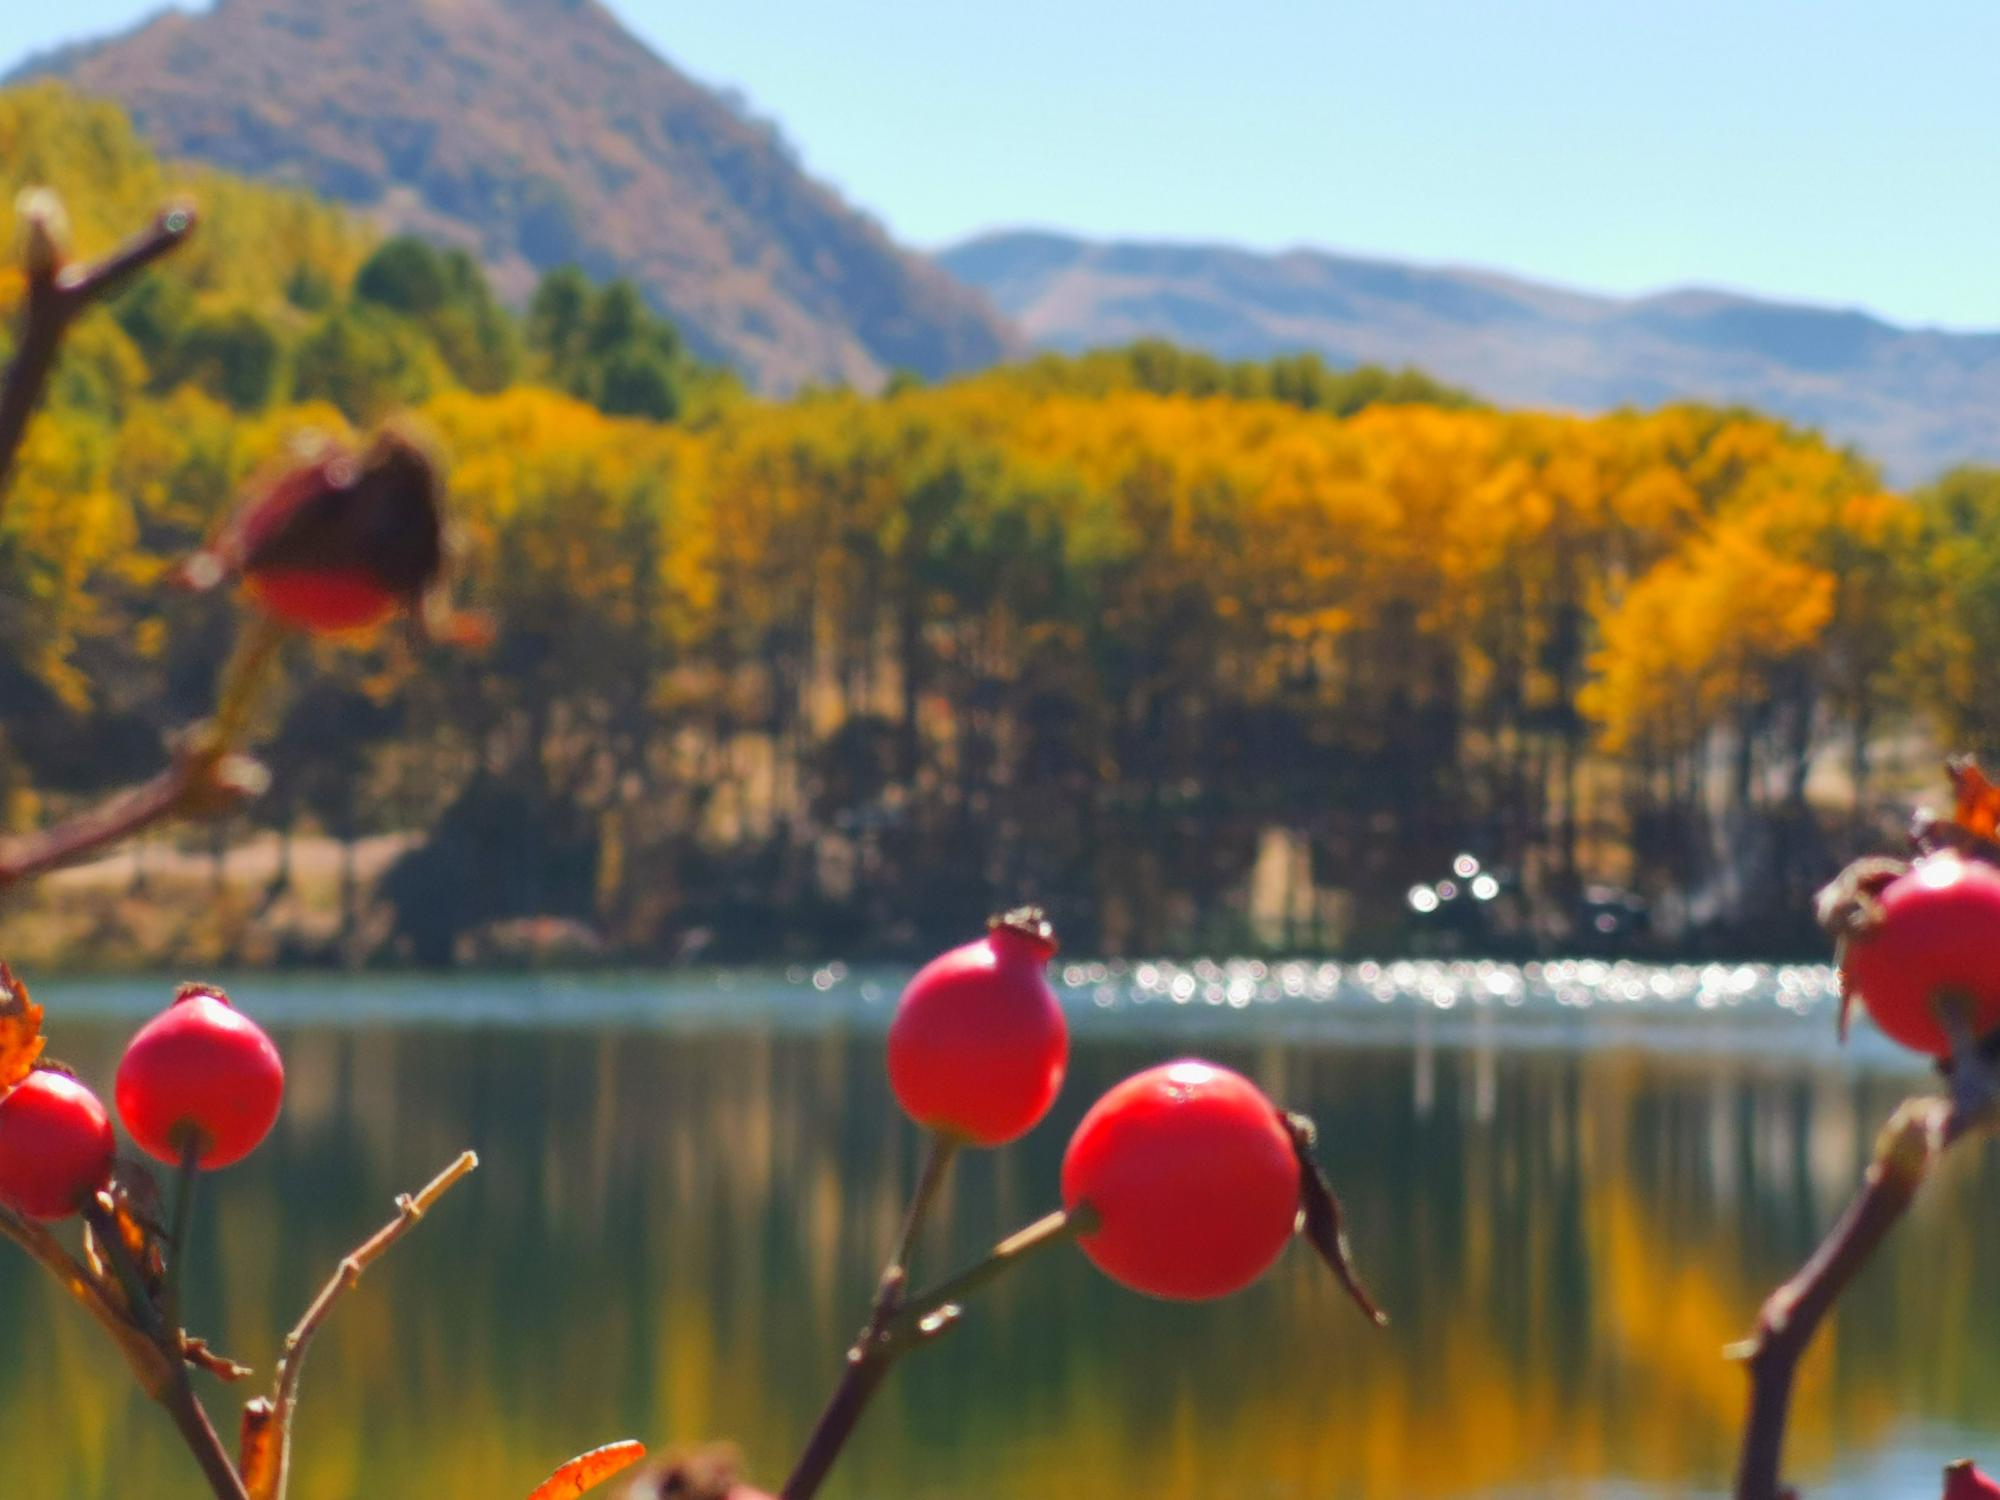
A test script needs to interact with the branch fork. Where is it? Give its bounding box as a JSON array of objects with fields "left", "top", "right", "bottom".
[
  {"left": 1730, "top": 995, "right": 2000, "bottom": 1500},
  {"left": 0, "top": 192, "right": 196, "bottom": 501}
]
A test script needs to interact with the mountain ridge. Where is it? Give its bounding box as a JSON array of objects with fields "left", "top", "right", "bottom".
[
  {"left": 942, "top": 229, "right": 2000, "bottom": 483},
  {"left": 17, "top": 0, "right": 1017, "bottom": 392}
]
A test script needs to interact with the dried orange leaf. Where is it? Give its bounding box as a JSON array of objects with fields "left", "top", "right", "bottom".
[
  {"left": 239, "top": 1397, "right": 280, "bottom": 1500},
  {"left": 105, "top": 1178, "right": 167, "bottom": 1291},
  {"left": 1950, "top": 756, "right": 2000, "bottom": 839},
  {"left": 526, "top": 1441, "right": 648, "bottom": 1500},
  {"left": 0, "top": 962, "right": 46, "bottom": 1091}
]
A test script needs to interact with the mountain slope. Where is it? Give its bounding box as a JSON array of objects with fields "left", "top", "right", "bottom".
[
  {"left": 942, "top": 231, "right": 2000, "bottom": 483},
  {"left": 20, "top": 0, "right": 1016, "bottom": 392}
]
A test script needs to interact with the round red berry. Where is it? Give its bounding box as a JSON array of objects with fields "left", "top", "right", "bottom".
[
  {"left": 1842, "top": 854, "right": 2000, "bottom": 1056},
  {"left": 0, "top": 1070, "right": 116, "bottom": 1220},
  {"left": 886, "top": 910, "right": 1068, "bottom": 1147},
  {"left": 1062, "top": 1060, "right": 1300, "bottom": 1301},
  {"left": 1945, "top": 1462, "right": 2000, "bottom": 1500},
  {"left": 116, "top": 986, "right": 284, "bottom": 1169}
]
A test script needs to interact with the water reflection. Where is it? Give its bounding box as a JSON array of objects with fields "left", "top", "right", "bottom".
[{"left": 1, "top": 980, "right": 1992, "bottom": 1500}]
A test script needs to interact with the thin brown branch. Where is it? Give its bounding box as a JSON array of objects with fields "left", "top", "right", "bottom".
[
  {"left": 0, "top": 614, "right": 285, "bottom": 890},
  {"left": 0, "top": 1200, "right": 176, "bottom": 1396},
  {"left": 780, "top": 1203, "right": 1090, "bottom": 1500},
  {"left": 160, "top": 1378, "right": 253, "bottom": 1500},
  {"left": 0, "top": 194, "right": 195, "bottom": 504},
  {"left": 868, "top": 1132, "right": 956, "bottom": 1326},
  {"left": 881, "top": 1206, "right": 1091, "bottom": 1353},
  {"left": 0, "top": 194, "right": 274, "bottom": 895},
  {"left": 1730, "top": 1043, "right": 1997, "bottom": 1500},
  {"left": 779, "top": 1134, "right": 964, "bottom": 1500},
  {"left": 0, "top": 751, "right": 257, "bottom": 888},
  {"left": 246, "top": 1151, "right": 479, "bottom": 1500},
  {"left": 6, "top": 1192, "right": 244, "bottom": 1498},
  {"left": 82, "top": 1198, "right": 249, "bottom": 1500}
]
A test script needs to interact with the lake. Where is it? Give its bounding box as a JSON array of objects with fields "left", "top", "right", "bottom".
[{"left": 2, "top": 960, "right": 1994, "bottom": 1500}]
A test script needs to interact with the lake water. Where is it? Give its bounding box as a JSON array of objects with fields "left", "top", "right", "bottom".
[{"left": 3, "top": 961, "right": 1996, "bottom": 1500}]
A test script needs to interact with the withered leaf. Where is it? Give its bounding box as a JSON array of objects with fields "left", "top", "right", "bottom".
[
  {"left": 240, "top": 1398, "right": 279, "bottom": 1500},
  {"left": 1285, "top": 1112, "right": 1388, "bottom": 1328},
  {"left": 0, "top": 962, "right": 46, "bottom": 1091},
  {"left": 1950, "top": 756, "right": 2000, "bottom": 839},
  {"left": 85, "top": 1176, "right": 167, "bottom": 1314},
  {"left": 526, "top": 1442, "right": 648, "bottom": 1500},
  {"left": 107, "top": 1180, "right": 167, "bottom": 1292}
]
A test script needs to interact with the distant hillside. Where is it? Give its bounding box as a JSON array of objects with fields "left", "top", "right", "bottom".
[
  {"left": 942, "top": 231, "right": 2000, "bottom": 483},
  {"left": 19, "top": 0, "right": 1017, "bottom": 392}
]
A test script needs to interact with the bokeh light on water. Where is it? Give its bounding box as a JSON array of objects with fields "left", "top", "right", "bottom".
[{"left": 1, "top": 964, "right": 1990, "bottom": 1500}]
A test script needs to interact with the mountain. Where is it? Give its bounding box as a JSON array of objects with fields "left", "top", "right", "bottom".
[
  {"left": 17, "top": 0, "right": 1016, "bottom": 392},
  {"left": 941, "top": 231, "right": 2000, "bottom": 484}
]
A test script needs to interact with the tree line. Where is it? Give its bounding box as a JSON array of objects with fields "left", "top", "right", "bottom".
[{"left": 3, "top": 84, "right": 1996, "bottom": 962}]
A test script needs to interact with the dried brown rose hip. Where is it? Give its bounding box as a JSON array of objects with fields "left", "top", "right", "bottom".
[{"left": 185, "top": 428, "right": 459, "bottom": 635}]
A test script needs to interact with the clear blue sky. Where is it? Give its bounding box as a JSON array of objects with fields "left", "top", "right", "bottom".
[{"left": 6, "top": 1, "right": 1998, "bottom": 328}]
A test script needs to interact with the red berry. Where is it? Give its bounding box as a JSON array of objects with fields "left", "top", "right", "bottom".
[
  {"left": 1062, "top": 1060, "right": 1300, "bottom": 1301},
  {"left": 116, "top": 986, "right": 284, "bottom": 1169},
  {"left": 0, "top": 1070, "right": 116, "bottom": 1220},
  {"left": 1945, "top": 1462, "right": 2000, "bottom": 1500},
  {"left": 886, "top": 909, "right": 1068, "bottom": 1146},
  {"left": 1842, "top": 854, "right": 2000, "bottom": 1056}
]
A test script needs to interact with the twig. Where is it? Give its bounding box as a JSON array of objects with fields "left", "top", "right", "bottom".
[
  {"left": 0, "top": 194, "right": 195, "bottom": 505},
  {"left": 162, "top": 1377, "right": 253, "bottom": 1500},
  {"left": 0, "top": 614, "right": 285, "bottom": 890},
  {"left": 1730, "top": 1020, "right": 1998, "bottom": 1500},
  {"left": 0, "top": 753, "right": 256, "bottom": 887},
  {"left": 779, "top": 1133, "right": 960, "bottom": 1500},
  {"left": 246, "top": 1151, "right": 479, "bottom": 1500},
  {"left": 83, "top": 1198, "right": 249, "bottom": 1500},
  {"left": 881, "top": 1207, "right": 1091, "bottom": 1352},
  {"left": 0, "top": 1200, "right": 176, "bottom": 1396},
  {"left": 869, "top": 1132, "right": 957, "bottom": 1324},
  {"left": 780, "top": 1203, "right": 1091, "bottom": 1500},
  {"left": 0, "top": 194, "right": 261, "bottom": 895},
  {"left": 6, "top": 1198, "right": 243, "bottom": 1499}
]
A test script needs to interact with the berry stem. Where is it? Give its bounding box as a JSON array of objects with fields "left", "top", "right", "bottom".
[
  {"left": 780, "top": 1201, "right": 1091, "bottom": 1500},
  {"left": 163, "top": 1134, "right": 201, "bottom": 1336},
  {"left": 781, "top": 1132, "right": 964, "bottom": 1500},
  {"left": 883, "top": 1205, "right": 1094, "bottom": 1352},
  {"left": 878, "top": 1132, "right": 957, "bottom": 1314},
  {"left": 211, "top": 614, "right": 291, "bottom": 748}
]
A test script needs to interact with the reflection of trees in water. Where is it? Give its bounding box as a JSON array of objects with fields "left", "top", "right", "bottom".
[{"left": 0, "top": 1025, "right": 1987, "bottom": 1499}]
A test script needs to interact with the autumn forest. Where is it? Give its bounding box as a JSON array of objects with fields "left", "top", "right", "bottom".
[{"left": 4, "top": 85, "right": 1997, "bottom": 966}]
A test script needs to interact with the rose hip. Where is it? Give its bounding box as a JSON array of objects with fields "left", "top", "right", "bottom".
[
  {"left": 887, "top": 909, "right": 1068, "bottom": 1147},
  {"left": 116, "top": 985, "right": 284, "bottom": 1169}
]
